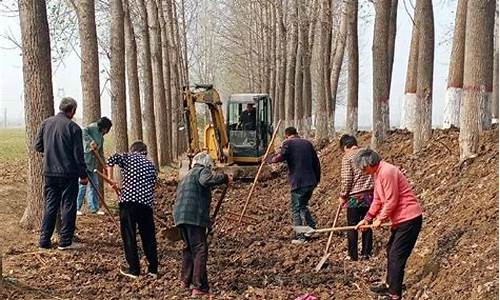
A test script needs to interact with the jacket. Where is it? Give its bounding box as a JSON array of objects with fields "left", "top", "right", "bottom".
[
  {"left": 173, "top": 165, "right": 228, "bottom": 227},
  {"left": 35, "top": 112, "right": 87, "bottom": 178},
  {"left": 340, "top": 148, "right": 374, "bottom": 198},
  {"left": 82, "top": 122, "right": 104, "bottom": 171},
  {"left": 270, "top": 136, "right": 321, "bottom": 191},
  {"left": 364, "top": 161, "right": 423, "bottom": 227}
]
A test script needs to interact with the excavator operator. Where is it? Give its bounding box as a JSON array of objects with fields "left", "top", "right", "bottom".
[{"left": 239, "top": 103, "right": 257, "bottom": 131}]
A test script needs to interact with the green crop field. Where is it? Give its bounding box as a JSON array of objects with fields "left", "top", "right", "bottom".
[
  {"left": 0, "top": 128, "right": 27, "bottom": 162},
  {"left": 0, "top": 128, "right": 119, "bottom": 162}
]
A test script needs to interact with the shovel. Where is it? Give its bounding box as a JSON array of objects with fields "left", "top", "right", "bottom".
[
  {"left": 293, "top": 223, "right": 391, "bottom": 236},
  {"left": 314, "top": 203, "right": 342, "bottom": 272}
]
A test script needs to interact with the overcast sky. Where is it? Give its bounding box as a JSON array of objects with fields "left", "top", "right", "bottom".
[{"left": 0, "top": 1, "right": 455, "bottom": 128}]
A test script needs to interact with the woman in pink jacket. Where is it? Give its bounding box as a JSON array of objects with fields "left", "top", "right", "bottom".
[{"left": 354, "top": 149, "right": 422, "bottom": 300}]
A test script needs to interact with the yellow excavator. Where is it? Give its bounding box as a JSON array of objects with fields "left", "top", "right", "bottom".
[{"left": 179, "top": 84, "right": 274, "bottom": 178}]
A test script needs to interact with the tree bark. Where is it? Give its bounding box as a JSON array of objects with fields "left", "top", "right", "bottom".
[
  {"left": 165, "top": 0, "right": 180, "bottom": 159},
  {"left": 159, "top": 0, "right": 172, "bottom": 162},
  {"left": 271, "top": 3, "right": 278, "bottom": 123},
  {"left": 295, "top": 0, "right": 307, "bottom": 131},
  {"left": 459, "top": 0, "right": 495, "bottom": 160},
  {"left": 401, "top": 11, "right": 419, "bottom": 131},
  {"left": 277, "top": 2, "right": 287, "bottom": 123},
  {"left": 304, "top": 1, "right": 318, "bottom": 136},
  {"left": 74, "top": 0, "right": 101, "bottom": 125},
  {"left": 330, "top": 4, "right": 347, "bottom": 131},
  {"left": 371, "top": 0, "right": 391, "bottom": 148},
  {"left": 384, "top": 0, "right": 398, "bottom": 132},
  {"left": 19, "top": 0, "right": 55, "bottom": 229},
  {"left": 110, "top": 0, "right": 128, "bottom": 153},
  {"left": 147, "top": 0, "right": 168, "bottom": 166},
  {"left": 316, "top": 0, "right": 331, "bottom": 142},
  {"left": 479, "top": 0, "right": 496, "bottom": 130},
  {"left": 493, "top": 4, "right": 499, "bottom": 124},
  {"left": 137, "top": 0, "right": 159, "bottom": 168},
  {"left": 346, "top": 0, "right": 358, "bottom": 135},
  {"left": 413, "top": 0, "right": 434, "bottom": 153},
  {"left": 286, "top": 2, "right": 298, "bottom": 128},
  {"left": 443, "top": 0, "right": 467, "bottom": 128},
  {"left": 124, "top": 0, "right": 142, "bottom": 142}
]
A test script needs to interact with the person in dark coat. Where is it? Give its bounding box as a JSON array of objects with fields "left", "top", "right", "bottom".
[
  {"left": 173, "top": 152, "right": 232, "bottom": 298},
  {"left": 239, "top": 103, "right": 257, "bottom": 130},
  {"left": 35, "top": 97, "right": 88, "bottom": 250},
  {"left": 267, "top": 126, "right": 321, "bottom": 244}
]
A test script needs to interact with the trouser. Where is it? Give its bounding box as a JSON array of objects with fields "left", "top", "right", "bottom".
[
  {"left": 119, "top": 202, "right": 158, "bottom": 275},
  {"left": 76, "top": 172, "right": 99, "bottom": 212},
  {"left": 290, "top": 186, "right": 317, "bottom": 238},
  {"left": 386, "top": 215, "right": 422, "bottom": 297},
  {"left": 39, "top": 176, "right": 79, "bottom": 248},
  {"left": 178, "top": 224, "right": 209, "bottom": 292},
  {"left": 346, "top": 206, "right": 373, "bottom": 260}
]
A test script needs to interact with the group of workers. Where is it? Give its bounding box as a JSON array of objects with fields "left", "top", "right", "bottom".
[{"left": 35, "top": 97, "right": 422, "bottom": 300}]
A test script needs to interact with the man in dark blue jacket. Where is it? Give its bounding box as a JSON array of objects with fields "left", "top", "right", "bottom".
[
  {"left": 35, "top": 97, "right": 88, "bottom": 250},
  {"left": 268, "top": 126, "right": 321, "bottom": 244}
]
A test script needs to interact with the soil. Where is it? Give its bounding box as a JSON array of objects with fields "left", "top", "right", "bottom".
[{"left": 1, "top": 128, "right": 498, "bottom": 299}]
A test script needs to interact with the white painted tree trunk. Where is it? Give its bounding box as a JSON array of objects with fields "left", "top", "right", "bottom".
[
  {"left": 480, "top": 91, "right": 493, "bottom": 129},
  {"left": 400, "top": 93, "right": 417, "bottom": 131},
  {"left": 443, "top": 87, "right": 462, "bottom": 128}
]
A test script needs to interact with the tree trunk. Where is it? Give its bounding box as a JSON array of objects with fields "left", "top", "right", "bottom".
[
  {"left": 295, "top": 0, "right": 306, "bottom": 132},
  {"left": 302, "top": 18, "right": 313, "bottom": 137},
  {"left": 316, "top": 0, "right": 331, "bottom": 142},
  {"left": 124, "top": 0, "right": 142, "bottom": 142},
  {"left": 159, "top": 0, "right": 172, "bottom": 163},
  {"left": 384, "top": 0, "right": 398, "bottom": 132},
  {"left": 304, "top": 2, "right": 318, "bottom": 136},
  {"left": 324, "top": 7, "right": 333, "bottom": 135},
  {"left": 277, "top": 3, "right": 287, "bottom": 123},
  {"left": 443, "top": 0, "right": 467, "bottom": 128},
  {"left": 271, "top": 3, "right": 278, "bottom": 123},
  {"left": 459, "top": 0, "right": 495, "bottom": 161},
  {"left": 74, "top": 0, "right": 101, "bottom": 125},
  {"left": 480, "top": 1, "right": 495, "bottom": 130},
  {"left": 371, "top": 0, "right": 391, "bottom": 148},
  {"left": 19, "top": 0, "right": 55, "bottom": 229},
  {"left": 493, "top": 4, "right": 499, "bottom": 124},
  {"left": 330, "top": 4, "right": 347, "bottom": 133},
  {"left": 286, "top": 3, "right": 298, "bottom": 128},
  {"left": 110, "top": 0, "right": 128, "bottom": 153},
  {"left": 413, "top": 0, "right": 434, "bottom": 153},
  {"left": 172, "top": 0, "right": 187, "bottom": 154},
  {"left": 346, "top": 0, "right": 358, "bottom": 135},
  {"left": 165, "top": 0, "right": 180, "bottom": 159},
  {"left": 147, "top": 0, "right": 168, "bottom": 166},
  {"left": 137, "top": 0, "right": 159, "bottom": 168},
  {"left": 401, "top": 12, "right": 419, "bottom": 131},
  {"left": 180, "top": 0, "right": 189, "bottom": 85}
]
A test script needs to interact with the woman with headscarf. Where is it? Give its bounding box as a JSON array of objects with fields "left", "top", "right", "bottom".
[{"left": 173, "top": 152, "right": 232, "bottom": 297}]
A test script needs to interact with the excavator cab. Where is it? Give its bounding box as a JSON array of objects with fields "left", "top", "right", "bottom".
[{"left": 226, "top": 94, "right": 273, "bottom": 164}]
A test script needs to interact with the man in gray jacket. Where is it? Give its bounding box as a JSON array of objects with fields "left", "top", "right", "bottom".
[
  {"left": 173, "top": 152, "right": 232, "bottom": 297},
  {"left": 35, "top": 97, "right": 88, "bottom": 250}
]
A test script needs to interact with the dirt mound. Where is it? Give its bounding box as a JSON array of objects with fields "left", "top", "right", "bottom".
[{"left": 1, "top": 129, "right": 498, "bottom": 299}]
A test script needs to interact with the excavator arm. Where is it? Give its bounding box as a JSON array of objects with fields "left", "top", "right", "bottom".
[{"left": 182, "top": 85, "right": 231, "bottom": 164}]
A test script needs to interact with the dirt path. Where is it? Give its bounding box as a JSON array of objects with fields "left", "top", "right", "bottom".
[{"left": 1, "top": 129, "right": 498, "bottom": 299}]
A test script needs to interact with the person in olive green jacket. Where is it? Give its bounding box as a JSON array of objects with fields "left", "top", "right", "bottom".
[{"left": 76, "top": 117, "right": 112, "bottom": 215}]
